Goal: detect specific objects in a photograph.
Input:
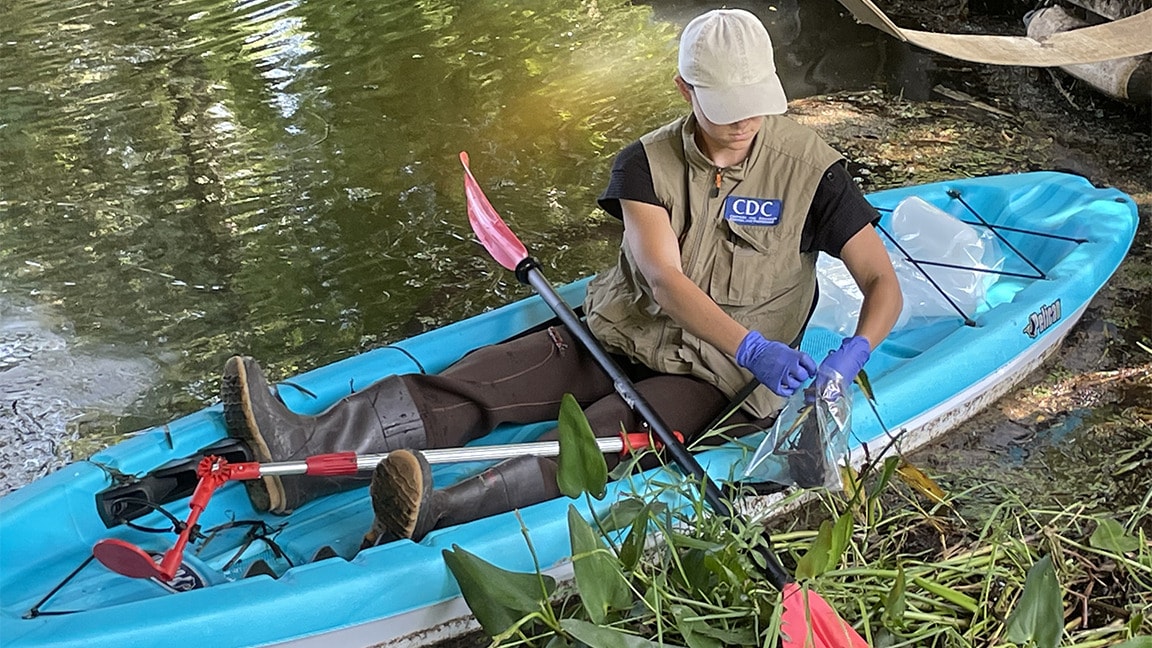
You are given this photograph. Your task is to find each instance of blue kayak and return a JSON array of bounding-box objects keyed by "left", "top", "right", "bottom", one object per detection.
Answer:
[{"left": 0, "top": 171, "right": 1138, "bottom": 647}]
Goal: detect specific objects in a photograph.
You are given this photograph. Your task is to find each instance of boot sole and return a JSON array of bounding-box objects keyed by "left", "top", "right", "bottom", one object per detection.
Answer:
[
  {"left": 222, "top": 357, "right": 286, "bottom": 513},
  {"left": 369, "top": 451, "right": 432, "bottom": 541}
]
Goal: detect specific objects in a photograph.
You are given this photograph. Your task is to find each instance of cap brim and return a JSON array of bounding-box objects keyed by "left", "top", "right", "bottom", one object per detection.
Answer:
[{"left": 694, "top": 76, "right": 788, "bottom": 124}]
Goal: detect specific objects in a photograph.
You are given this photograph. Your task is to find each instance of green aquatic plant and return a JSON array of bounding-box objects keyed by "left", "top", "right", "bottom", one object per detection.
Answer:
[
  {"left": 443, "top": 393, "right": 800, "bottom": 646},
  {"left": 441, "top": 393, "right": 1152, "bottom": 647}
]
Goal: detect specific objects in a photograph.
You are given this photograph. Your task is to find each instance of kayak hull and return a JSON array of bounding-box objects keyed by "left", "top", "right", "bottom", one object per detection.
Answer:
[{"left": 0, "top": 171, "right": 1138, "bottom": 647}]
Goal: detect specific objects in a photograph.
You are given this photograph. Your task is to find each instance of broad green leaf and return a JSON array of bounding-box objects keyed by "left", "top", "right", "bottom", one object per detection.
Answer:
[
  {"left": 671, "top": 604, "right": 757, "bottom": 646},
  {"left": 670, "top": 605, "right": 724, "bottom": 648},
  {"left": 544, "top": 635, "right": 575, "bottom": 648},
  {"left": 828, "top": 511, "right": 853, "bottom": 570},
  {"left": 557, "top": 393, "right": 608, "bottom": 499},
  {"left": 1089, "top": 517, "right": 1141, "bottom": 553},
  {"left": 715, "top": 542, "right": 753, "bottom": 583},
  {"left": 569, "top": 505, "right": 631, "bottom": 624},
  {"left": 883, "top": 565, "right": 907, "bottom": 627},
  {"left": 442, "top": 545, "right": 554, "bottom": 637},
  {"left": 600, "top": 497, "right": 650, "bottom": 533},
  {"left": 676, "top": 548, "right": 716, "bottom": 596},
  {"left": 1005, "top": 555, "right": 1064, "bottom": 648},
  {"left": 795, "top": 519, "right": 833, "bottom": 580},
  {"left": 1128, "top": 612, "right": 1146, "bottom": 635},
  {"left": 875, "top": 456, "right": 901, "bottom": 492},
  {"left": 560, "top": 619, "right": 679, "bottom": 648},
  {"left": 618, "top": 505, "right": 651, "bottom": 572},
  {"left": 684, "top": 545, "right": 747, "bottom": 594},
  {"left": 862, "top": 457, "right": 900, "bottom": 527}
]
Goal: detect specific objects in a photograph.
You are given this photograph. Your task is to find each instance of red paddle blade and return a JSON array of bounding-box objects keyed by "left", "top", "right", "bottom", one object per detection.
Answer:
[
  {"left": 781, "top": 582, "right": 869, "bottom": 648},
  {"left": 93, "top": 538, "right": 166, "bottom": 580},
  {"left": 460, "top": 151, "right": 528, "bottom": 271}
]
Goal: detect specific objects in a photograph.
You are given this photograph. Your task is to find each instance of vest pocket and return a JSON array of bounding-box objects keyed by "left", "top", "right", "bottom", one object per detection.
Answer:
[{"left": 709, "top": 239, "right": 777, "bottom": 306}]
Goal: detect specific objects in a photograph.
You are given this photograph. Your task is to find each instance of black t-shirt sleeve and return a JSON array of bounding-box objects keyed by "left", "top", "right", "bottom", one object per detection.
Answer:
[
  {"left": 801, "top": 162, "right": 881, "bottom": 257},
  {"left": 597, "top": 141, "right": 661, "bottom": 219}
]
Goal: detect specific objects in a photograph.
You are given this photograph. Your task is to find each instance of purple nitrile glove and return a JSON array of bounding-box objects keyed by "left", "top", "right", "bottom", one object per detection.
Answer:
[
  {"left": 735, "top": 330, "right": 817, "bottom": 397},
  {"left": 808, "top": 335, "right": 872, "bottom": 402}
]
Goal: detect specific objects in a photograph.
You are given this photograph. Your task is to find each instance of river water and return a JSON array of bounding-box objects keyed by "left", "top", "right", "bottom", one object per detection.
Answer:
[{"left": 0, "top": 0, "right": 919, "bottom": 492}]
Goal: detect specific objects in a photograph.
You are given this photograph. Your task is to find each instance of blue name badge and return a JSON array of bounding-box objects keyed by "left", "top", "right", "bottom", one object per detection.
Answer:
[{"left": 723, "top": 196, "right": 782, "bottom": 226}]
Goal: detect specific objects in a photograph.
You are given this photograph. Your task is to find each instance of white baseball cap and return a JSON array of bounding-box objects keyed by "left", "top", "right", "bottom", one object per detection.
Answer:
[{"left": 678, "top": 9, "right": 788, "bottom": 123}]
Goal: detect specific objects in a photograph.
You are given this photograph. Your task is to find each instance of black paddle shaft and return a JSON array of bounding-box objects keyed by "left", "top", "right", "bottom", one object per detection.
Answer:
[{"left": 515, "top": 258, "right": 792, "bottom": 588}]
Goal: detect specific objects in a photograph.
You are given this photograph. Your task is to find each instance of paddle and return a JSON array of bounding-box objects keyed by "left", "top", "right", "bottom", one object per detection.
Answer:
[{"left": 460, "top": 151, "right": 868, "bottom": 647}]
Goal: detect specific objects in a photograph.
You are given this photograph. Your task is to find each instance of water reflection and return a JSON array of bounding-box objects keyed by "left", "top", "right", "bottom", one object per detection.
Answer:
[{"left": 0, "top": 0, "right": 894, "bottom": 489}]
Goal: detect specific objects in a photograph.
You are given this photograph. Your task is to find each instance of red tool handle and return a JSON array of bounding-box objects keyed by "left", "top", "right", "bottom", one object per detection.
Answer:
[
  {"left": 305, "top": 452, "right": 359, "bottom": 476},
  {"left": 154, "top": 456, "right": 231, "bottom": 580},
  {"left": 618, "top": 430, "right": 684, "bottom": 456},
  {"left": 222, "top": 452, "right": 360, "bottom": 480}
]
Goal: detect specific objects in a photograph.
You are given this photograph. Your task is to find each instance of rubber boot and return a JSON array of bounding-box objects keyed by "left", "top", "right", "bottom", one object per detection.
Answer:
[
  {"left": 220, "top": 356, "right": 427, "bottom": 514},
  {"left": 363, "top": 450, "right": 560, "bottom": 545}
]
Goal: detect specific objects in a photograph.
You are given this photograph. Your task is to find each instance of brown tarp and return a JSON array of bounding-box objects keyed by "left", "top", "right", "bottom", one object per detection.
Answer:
[{"left": 837, "top": 0, "right": 1152, "bottom": 66}]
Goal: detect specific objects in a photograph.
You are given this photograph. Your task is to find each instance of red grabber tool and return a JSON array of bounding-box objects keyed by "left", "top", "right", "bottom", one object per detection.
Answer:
[
  {"left": 94, "top": 455, "right": 238, "bottom": 581},
  {"left": 92, "top": 430, "right": 675, "bottom": 580}
]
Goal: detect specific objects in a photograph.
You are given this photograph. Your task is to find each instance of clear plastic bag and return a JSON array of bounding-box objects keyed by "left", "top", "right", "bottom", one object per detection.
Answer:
[
  {"left": 742, "top": 369, "right": 853, "bottom": 490},
  {"left": 807, "top": 196, "right": 1005, "bottom": 335}
]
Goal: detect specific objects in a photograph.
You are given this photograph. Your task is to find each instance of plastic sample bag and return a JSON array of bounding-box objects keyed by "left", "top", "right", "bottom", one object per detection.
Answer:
[
  {"left": 808, "top": 196, "right": 1005, "bottom": 335},
  {"left": 743, "top": 369, "right": 853, "bottom": 490}
]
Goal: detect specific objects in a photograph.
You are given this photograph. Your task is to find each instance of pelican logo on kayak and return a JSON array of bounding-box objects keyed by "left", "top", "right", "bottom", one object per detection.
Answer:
[
  {"left": 147, "top": 553, "right": 206, "bottom": 592},
  {"left": 1023, "top": 299, "right": 1062, "bottom": 338}
]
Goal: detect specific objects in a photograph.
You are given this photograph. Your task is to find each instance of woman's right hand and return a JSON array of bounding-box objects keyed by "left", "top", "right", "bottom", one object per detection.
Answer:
[{"left": 735, "top": 330, "right": 816, "bottom": 397}]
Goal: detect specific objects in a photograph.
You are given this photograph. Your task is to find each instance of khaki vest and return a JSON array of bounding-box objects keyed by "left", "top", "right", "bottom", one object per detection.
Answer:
[{"left": 585, "top": 114, "right": 842, "bottom": 418}]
